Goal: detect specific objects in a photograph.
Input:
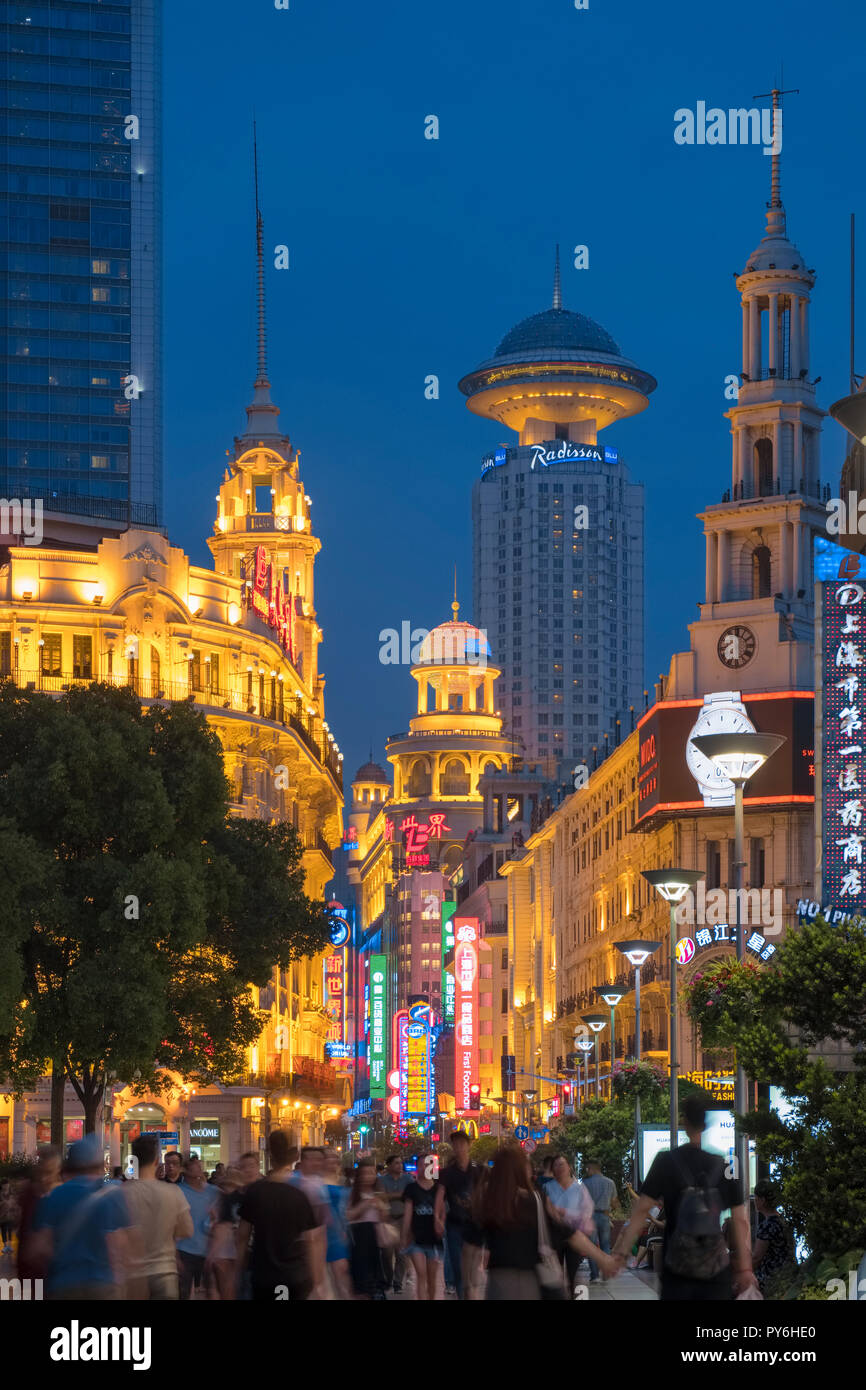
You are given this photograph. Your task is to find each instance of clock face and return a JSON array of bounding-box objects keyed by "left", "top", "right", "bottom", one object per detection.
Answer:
[
  {"left": 685, "top": 701, "right": 756, "bottom": 799},
  {"left": 717, "top": 625, "right": 756, "bottom": 670}
]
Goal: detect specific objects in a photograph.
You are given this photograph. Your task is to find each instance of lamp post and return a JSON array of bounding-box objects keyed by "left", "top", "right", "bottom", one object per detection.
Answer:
[
  {"left": 575, "top": 1039, "right": 593, "bottom": 1106},
  {"left": 522, "top": 1089, "right": 537, "bottom": 1131},
  {"left": 597, "top": 988, "right": 623, "bottom": 1099},
  {"left": 582, "top": 1014, "right": 608, "bottom": 1099},
  {"left": 691, "top": 732, "right": 785, "bottom": 1202},
  {"left": 643, "top": 869, "right": 705, "bottom": 1154},
  {"left": 614, "top": 939, "right": 661, "bottom": 1186}
]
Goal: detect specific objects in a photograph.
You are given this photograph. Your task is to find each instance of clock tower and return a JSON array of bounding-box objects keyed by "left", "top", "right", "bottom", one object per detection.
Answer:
[{"left": 666, "top": 91, "right": 827, "bottom": 703}]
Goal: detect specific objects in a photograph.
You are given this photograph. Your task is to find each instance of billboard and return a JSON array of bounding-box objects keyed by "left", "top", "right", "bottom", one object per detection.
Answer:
[
  {"left": 637, "top": 691, "right": 814, "bottom": 825},
  {"left": 816, "top": 536, "right": 866, "bottom": 917},
  {"left": 369, "top": 955, "right": 388, "bottom": 1098},
  {"left": 441, "top": 900, "right": 457, "bottom": 1024},
  {"left": 453, "top": 917, "right": 480, "bottom": 1112}
]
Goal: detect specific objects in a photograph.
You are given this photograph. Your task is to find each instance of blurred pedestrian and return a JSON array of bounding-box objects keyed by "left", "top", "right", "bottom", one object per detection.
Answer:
[
  {"left": 546, "top": 1155, "right": 594, "bottom": 1291},
  {"left": 161, "top": 1151, "right": 183, "bottom": 1185},
  {"left": 378, "top": 1153, "right": 411, "bottom": 1293},
  {"left": 206, "top": 1165, "right": 244, "bottom": 1300},
  {"left": 236, "top": 1130, "right": 320, "bottom": 1301},
  {"left": 401, "top": 1152, "right": 445, "bottom": 1300},
  {"left": 208, "top": 1162, "right": 225, "bottom": 1185},
  {"left": 346, "top": 1157, "right": 388, "bottom": 1300},
  {"left": 124, "top": 1135, "right": 193, "bottom": 1300},
  {"left": 322, "top": 1150, "right": 351, "bottom": 1299},
  {"left": 0, "top": 1178, "right": 18, "bottom": 1254},
  {"left": 16, "top": 1145, "right": 61, "bottom": 1281},
  {"left": 175, "top": 1153, "right": 220, "bottom": 1300},
  {"left": 440, "top": 1131, "right": 483, "bottom": 1299},
  {"left": 581, "top": 1156, "right": 619, "bottom": 1281},
  {"left": 30, "top": 1134, "right": 131, "bottom": 1300}
]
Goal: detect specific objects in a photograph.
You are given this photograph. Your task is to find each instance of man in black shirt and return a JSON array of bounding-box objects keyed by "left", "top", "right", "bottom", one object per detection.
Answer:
[
  {"left": 613, "top": 1094, "right": 757, "bottom": 1301},
  {"left": 236, "top": 1131, "right": 321, "bottom": 1301},
  {"left": 439, "top": 1131, "right": 482, "bottom": 1299}
]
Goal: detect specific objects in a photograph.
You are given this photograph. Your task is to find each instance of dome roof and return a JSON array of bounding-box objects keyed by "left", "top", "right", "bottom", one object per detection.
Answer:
[
  {"left": 415, "top": 620, "right": 492, "bottom": 667},
  {"left": 741, "top": 206, "right": 809, "bottom": 277},
  {"left": 353, "top": 761, "right": 390, "bottom": 784},
  {"left": 494, "top": 307, "right": 621, "bottom": 360}
]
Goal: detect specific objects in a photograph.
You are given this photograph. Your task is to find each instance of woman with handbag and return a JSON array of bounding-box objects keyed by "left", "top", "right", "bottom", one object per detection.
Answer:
[
  {"left": 477, "top": 1148, "right": 619, "bottom": 1300},
  {"left": 400, "top": 1152, "right": 445, "bottom": 1300},
  {"left": 346, "top": 1158, "right": 389, "bottom": 1300}
]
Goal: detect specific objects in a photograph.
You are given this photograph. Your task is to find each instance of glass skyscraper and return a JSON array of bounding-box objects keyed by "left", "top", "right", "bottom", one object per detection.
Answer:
[{"left": 1, "top": 0, "right": 162, "bottom": 541}]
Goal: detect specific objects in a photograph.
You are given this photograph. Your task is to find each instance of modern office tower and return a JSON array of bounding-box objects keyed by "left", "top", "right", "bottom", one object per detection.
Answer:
[
  {"left": 461, "top": 255, "right": 655, "bottom": 778},
  {"left": 1, "top": 0, "right": 163, "bottom": 544}
]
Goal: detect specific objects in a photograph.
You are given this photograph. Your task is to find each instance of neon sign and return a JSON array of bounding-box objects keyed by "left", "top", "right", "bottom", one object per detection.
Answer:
[
  {"left": 244, "top": 545, "right": 295, "bottom": 659},
  {"left": 454, "top": 917, "right": 479, "bottom": 1113},
  {"left": 324, "top": 951, "right": 346, "bottom": 1058},
  {"left": 441, "top": 901, "right": 456, "bottom": 1024},
  {"left": 369, "top": 955, "right": 387, "bottom": 1098}
]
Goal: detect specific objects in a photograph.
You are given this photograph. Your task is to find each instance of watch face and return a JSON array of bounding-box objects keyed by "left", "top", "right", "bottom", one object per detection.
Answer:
[
  {"left": 685, "top": 701, "right": 756, "bottom": 799},
  {"left": 717, "top": 625, "right": 756, "bottom": 669}
]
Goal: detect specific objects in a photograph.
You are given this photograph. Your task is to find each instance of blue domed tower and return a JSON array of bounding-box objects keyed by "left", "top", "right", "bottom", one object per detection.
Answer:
[
  {"left": 465, "top": 252, "right": 651, "bottom": 778},
  {"left": 458, "top": 248, "right": 656, "bottom": 443}
]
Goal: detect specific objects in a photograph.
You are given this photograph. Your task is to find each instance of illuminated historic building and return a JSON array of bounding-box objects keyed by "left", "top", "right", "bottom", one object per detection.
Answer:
[
  {"left": 346, "top": 606, "right": 519, "bottom": 1120},
  {"left": 500, "top": 124, "right": 821, "bottom": 1133},
  {"left": 462, "top": 250, "right": 653, "bottom": 779},
  {"left": 0, "top": 191, "right": 346, "bottom": 1165}
]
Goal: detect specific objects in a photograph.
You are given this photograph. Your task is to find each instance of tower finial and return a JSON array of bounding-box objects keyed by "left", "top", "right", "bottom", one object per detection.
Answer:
[
  {"left": 753, "top": 81, "right": 798, "bottom": 225},
  {"left": 253, "top": 119, "right": 268, "bottom": 386},
  {"left": 452, "top": 564, "right": 459, "bottom": 620},
  {"left": 552, "top": 243, "right": 562, "bottom": 310}
]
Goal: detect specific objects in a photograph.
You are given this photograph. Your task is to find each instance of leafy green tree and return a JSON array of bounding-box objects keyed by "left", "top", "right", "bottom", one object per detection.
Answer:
[
  {"left": 0, "top": 683, "right": 331, "bottom": 1139},
  {"left": 704, "top": 913, "right": 866, "bottom": 1261}
]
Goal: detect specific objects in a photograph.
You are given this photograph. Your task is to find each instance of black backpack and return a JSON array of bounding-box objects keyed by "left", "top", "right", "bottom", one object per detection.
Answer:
[{"left": 664, "top": 1150, "right": 730, "bottom": 1281}]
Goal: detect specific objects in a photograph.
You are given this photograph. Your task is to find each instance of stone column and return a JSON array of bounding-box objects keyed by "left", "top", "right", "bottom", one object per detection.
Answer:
[
  {"left": 706, "top": 531, "right": 716, "bottom": 604},
  {"left": 789, "top": 296, "right": 801, "bottom": 378},
  {"left": 768, "top": 294, "right": 779, "bottom": 374},
  {"left": 717, "top": 531, "right": 730, "bottom": 604},
  {"left": 741, "top": 300, "right": 750, "bottom": 374},
  {"left": 749, "top": 297, "right": 761, "bottom": 378},
  {"left": 801, "top": 299, "right": 809, "bottom": 375},
  {"left": 772, "top": 421, "right": 781, "bottom": 492},
  {"left": 780, "top": 523, "right": 791, "bottom": 598}
]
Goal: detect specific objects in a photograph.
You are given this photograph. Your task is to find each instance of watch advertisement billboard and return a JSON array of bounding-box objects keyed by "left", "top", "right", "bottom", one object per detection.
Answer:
[{"left": 636, "top": 691, "right": 814, "bottom": 825}]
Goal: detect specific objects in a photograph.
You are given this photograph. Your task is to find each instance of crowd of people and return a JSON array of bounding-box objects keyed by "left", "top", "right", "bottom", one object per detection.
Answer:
[{"left": 0, "top": 1095, "right": 794, "bottom": 1302}]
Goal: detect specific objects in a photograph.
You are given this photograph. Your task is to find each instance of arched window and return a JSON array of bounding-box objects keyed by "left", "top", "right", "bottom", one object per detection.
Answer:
[
  {"left": 441, "top": 757, "right": 469, "bottom": 796},
  {"left": 407, "top": 759, "right": 431, "bottom": 797},
  {"left": 754, "top": 437, "right": 773, "bottom": 497},
  {"left": 752, "top": 545, "right": 771, "bottom": 599}
]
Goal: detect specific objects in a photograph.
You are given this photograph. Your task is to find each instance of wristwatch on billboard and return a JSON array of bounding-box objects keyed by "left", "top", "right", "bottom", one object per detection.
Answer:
[{"left": 685, "top": 690, "right": 755, "bottom": 806}]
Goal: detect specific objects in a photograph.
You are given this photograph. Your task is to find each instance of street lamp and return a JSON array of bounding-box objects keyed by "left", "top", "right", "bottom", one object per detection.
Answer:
[
  {"left": 691, "top": 731, "right": 785, "bottom": 1201},
  {"left": 582, "top": 1014, "right": 608, "bottom": 1099},
  {"left": 615, "top": 939, "right": 661, "bottom": 1185},
  {"left": 597, "top": 987, "right": 624, "bottom": 1098},
  {"left": 575, "top": 1038, "right": 593, "bottom": 1107},
  {"left": 643, "top": 868, "right": 705, "bottom": 1155},
  {"left": 522, "top": 1089, "right": 538, "bottom": 1130}
]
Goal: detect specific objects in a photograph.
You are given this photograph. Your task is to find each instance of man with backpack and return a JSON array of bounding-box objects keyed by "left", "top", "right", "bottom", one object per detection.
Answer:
[{"left": 612, "top": 1094, "right": 757, "bottom": 1300}]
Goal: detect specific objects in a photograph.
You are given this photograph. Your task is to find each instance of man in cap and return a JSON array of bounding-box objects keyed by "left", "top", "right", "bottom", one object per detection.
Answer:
[{"left": 31, "top": 1132, "right": 131, "bottom": 1299}]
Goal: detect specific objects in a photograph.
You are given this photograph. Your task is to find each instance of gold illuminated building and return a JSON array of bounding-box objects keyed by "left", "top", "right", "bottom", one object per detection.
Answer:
[{"left": 0, "top": 195, "right": 346, "bottom": 1164}]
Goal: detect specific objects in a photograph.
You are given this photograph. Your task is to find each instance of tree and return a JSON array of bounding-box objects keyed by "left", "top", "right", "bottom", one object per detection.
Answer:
[
  {"left": 0, "top": 682, "right": 331, "bottom": 1138},
  {"left": 692, "top": 913, "right": 866, "bottom": 1262}
]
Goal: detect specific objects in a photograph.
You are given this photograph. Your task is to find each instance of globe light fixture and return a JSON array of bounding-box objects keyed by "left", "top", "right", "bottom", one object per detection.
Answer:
[
  {"left": 644, "top": 868, "right": 705, "bottom": 1153},
  {"left": 614, "top": 939, "right": 661, "bottom": 1184},
  {"left": 690, "top": 731, "right": 785, "bottom": 1202}
]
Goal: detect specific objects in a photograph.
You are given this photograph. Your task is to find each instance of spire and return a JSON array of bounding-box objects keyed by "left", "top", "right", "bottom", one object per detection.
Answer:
[
  {"left": 452, "top": 566, "right": 459, "bottom": 620},
  {"left": 240, "top": 122, "right": 284, "bottom": 445},
  {"left": 552, "top": 244, "right": 562, "bottom": 310},
  {"left": 753, "top": 82, "right": 798, "bottom": 240}
]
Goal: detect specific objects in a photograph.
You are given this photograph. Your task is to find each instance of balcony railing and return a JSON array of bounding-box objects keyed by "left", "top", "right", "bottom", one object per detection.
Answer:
[{"left": 4, "top": 669, "right": 342, "bottom": 790}]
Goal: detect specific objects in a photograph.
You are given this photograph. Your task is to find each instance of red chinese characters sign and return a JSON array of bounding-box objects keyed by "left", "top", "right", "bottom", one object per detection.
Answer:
[
  {"left": 453, "top": 917, "right": 479, "bottom": 1112},
  {"left": 387, "top": 813, "right": 451, "bottom": 867},
  {"left": 246, "top": 545, "right": 294, "bottom": 660}
]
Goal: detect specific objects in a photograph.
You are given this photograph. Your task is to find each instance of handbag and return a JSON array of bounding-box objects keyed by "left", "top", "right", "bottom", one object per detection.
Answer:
[
  {"left": 375, "top": 1220, "right": 400, "bottom": 1250},
  {"left": 534, "top": 1193, "right": 567, "bottom": 1300}
]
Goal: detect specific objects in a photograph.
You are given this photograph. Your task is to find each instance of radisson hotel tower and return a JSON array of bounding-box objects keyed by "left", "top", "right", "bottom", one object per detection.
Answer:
[{"left": 460, "top": 255, "right": 656, "bottom": 778}]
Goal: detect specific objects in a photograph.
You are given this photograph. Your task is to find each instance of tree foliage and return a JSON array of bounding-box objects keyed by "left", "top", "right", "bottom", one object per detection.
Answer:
[{"left": 0, "top": 682, "right": 332, "bottom": 1132}]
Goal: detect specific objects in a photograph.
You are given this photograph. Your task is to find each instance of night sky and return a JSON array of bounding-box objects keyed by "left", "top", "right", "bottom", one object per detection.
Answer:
[{"left": 162, "top": 0, "right": 863, "bottom": 784}]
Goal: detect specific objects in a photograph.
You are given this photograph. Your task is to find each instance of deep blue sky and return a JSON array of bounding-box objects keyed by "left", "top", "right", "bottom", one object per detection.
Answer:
[{"left": 162, "top": 0, "right": 863, "bottom": 783}]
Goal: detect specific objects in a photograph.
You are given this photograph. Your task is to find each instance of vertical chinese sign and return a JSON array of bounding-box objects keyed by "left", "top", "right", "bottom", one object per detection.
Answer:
[
  {"left": 454, "top": 917, "right": 479, "bottom": 1112},
  {"left": 441, "top": 901, "right": 457, "bottom": 1024},
  {"left": 816, "top": 537, "right": 866, "bottom": 916},
  {"left": 369, "top": 955, "right": 388, "bottom": 1098}
]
